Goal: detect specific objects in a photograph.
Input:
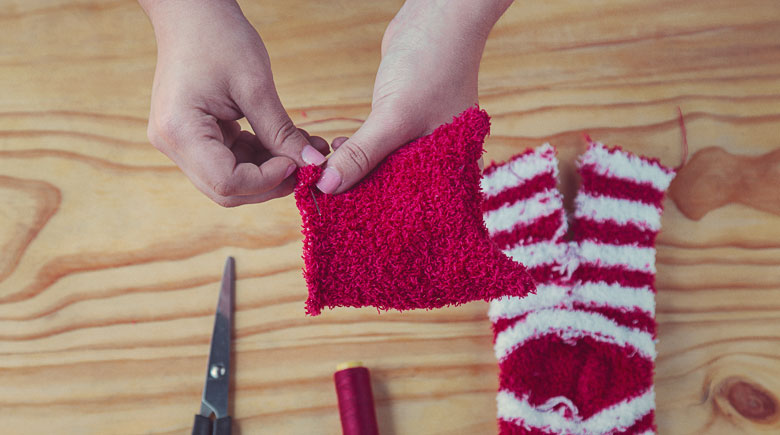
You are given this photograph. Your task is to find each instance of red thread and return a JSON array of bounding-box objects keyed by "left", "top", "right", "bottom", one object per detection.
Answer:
[
  {"left": 676, "top": 107, "right": 688, "bottom": 172},
  {"left": 334, "top": 365, "right": 379, "bottom": 435}
]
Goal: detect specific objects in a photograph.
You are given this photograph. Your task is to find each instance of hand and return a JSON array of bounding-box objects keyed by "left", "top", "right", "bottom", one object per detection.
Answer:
[
  {"left": 316, "top": 0, "right": 513, "bottom": 194},
  {"left": 140, "top": 0, "right": 328, "bottom": 207}
]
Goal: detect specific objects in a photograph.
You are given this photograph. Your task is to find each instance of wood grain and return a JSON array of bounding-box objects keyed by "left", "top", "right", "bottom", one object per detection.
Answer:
[{"left": 2, "top": 0, "right": 779, "bottom": 433}]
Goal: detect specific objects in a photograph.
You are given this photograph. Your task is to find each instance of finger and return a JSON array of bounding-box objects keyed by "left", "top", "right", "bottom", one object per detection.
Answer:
[
  {"left": 175, "top": 115, "right": 297, "bottom": 198},
  {"left": 233, "top": 132, "right": 303, "bottom": 184},
  {"left": 309, "top": 135, "right": 329, "bottom": 155},
  {"left": 331, "top": 136, "right": 348, "bottom": 150},
  {"left": 149, "top": 106, "right": 297, "bottom": 205},
  {"left": 297, "top": 128, "right": 329, "bottom": 154},
  {"left": 238, "top": 89, "right": 326, "bottom": 167},
  {"left": 210, "top": 155, "right": 296, "bottom": 197},
  {"left": 218, "top": 120, "right": 242, "bottom": 147},
  {"left": 232, "top": 139, "right": 258, "bottom": 165},
  {"left": 316, "top": 112, "right": 415, "bottom": 194},
  {"left": 232, "top": 130, "right": 272, "bottom": 162},
  {"left": 188, "top": 168, "right": 297, "bottom": 207}
]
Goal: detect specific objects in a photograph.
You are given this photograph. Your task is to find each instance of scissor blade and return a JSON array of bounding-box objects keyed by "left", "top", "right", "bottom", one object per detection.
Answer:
[{"left": 199, "top": 256, "right": 234, "bottom": 419}]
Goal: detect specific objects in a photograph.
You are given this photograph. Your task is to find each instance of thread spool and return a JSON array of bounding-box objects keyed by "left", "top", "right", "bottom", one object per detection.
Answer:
[{"left": 334, "top": 361, "right": 379, "bottom": 435}]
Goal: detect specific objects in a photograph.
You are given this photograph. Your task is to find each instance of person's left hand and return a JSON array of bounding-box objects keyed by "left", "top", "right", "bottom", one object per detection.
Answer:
[{"left": 315, "top": 0, "right": 513, "bottom": 194}]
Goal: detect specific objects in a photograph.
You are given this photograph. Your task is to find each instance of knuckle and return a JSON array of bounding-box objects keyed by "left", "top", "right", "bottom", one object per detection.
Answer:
[
  {"left": 254, "top": 164, "right": 270, "bottom": 182},
  {"left": 155, "top": 113, "right": 184, "bottom": 150},
  {"left": 341, "top": 142, "right": 372, "bottom": 174},
  {"left": 270, "top": 118, "right": 300, "bottom": 148},
  {"left": 146, "top": 123, "right": 163, "bottom": 150},
  {"left": 241, "top": 78, "right": 274, "bottom": 104}
]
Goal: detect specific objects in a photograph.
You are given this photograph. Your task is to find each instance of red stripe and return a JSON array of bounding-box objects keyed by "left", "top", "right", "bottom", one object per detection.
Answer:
[
  {"left": 492, "top": 312, "right": 531, "bottom": 337},
  {"left": 572, "top": 217, "right": 657, "bottom": 248},
  {"left": 570, "top": 303, "right": 656, "bottom": 336},
  {"left": 491, "top": 211, "right": 566, "bottom": 250},
  {"left": 572, "top": 265, "right": 655, "bottom": 289},
  {"left": 579, "top": 165, "right": 665, "bottom": 207},
  {"left": 483, "top": 171, "right": 557, "bottom": 212},
  {"left": 499, "top": 419, "right": 552, "bottom": 435},
  {"left": 528, "top": 264, "right": 568, "bottom": 286}
]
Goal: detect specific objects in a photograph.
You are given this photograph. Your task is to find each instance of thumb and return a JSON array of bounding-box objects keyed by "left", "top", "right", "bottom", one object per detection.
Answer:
[
  {"left": 316, "top": 112, "right": 416, "bottom": 194},
  {"left": 239, "top": 88, "right": 326, "bottom": 168}
]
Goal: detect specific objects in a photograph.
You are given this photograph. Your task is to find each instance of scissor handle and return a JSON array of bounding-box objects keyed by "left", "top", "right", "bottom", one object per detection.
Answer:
[{"left": 192, "top": 414, "right": 232, "bottom": 435}]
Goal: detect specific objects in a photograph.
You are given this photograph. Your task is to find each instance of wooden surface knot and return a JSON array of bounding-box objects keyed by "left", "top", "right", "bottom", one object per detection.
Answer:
[{"left": 718, "top": 377, "right": 778, "bottom": 424}]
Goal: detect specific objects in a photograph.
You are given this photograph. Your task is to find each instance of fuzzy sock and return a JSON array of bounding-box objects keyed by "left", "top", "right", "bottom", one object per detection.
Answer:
[
  {"left": 483, "top": 140, "right": 675, "bottom": 434},
  {"left": 294, "top": 107, "right": 535, "bottom": 316}
]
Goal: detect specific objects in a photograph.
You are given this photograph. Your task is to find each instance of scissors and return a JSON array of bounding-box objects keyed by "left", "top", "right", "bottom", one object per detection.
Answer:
[{"left": 192, "top": 257, "right": 234, "bottom": 435}]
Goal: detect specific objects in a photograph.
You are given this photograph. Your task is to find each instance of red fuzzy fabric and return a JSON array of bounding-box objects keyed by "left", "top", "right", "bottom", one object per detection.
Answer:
[{"left": 294, "top": 107, "right": 535, "bottom": 315}]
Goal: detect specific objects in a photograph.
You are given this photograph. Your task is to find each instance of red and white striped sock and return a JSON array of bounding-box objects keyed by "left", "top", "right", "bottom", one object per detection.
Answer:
[{"left": 482, "top": 140, "right": 675, "bottom": 434}]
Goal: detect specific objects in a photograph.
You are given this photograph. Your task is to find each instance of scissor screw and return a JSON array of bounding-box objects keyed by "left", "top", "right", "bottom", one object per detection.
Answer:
[{"left": 210, "top": 364, "right": 226, "bottom": 379}]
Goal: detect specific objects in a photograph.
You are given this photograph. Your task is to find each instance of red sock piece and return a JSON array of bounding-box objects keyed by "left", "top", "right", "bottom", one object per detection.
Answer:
[{"left": 295, "top": 107, "right": 536, "bottom": 315}]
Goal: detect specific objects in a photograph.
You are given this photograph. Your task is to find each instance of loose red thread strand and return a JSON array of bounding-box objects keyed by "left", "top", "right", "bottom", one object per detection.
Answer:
[
  {"left": 334, "top": 364, "right": 379, "bottom": 435},
  {"left": 582, "top": 107, "right": 689, "bottom": 172},
  {"left": 676, "top": 107, "right": 688, "bottom": 172}
]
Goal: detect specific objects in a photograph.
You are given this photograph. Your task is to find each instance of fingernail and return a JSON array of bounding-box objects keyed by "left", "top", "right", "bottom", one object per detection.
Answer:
[
  {"left": 316, "top": 167, "right": 341, "bottom": 194},
  {"left": 302, "top": 144, "right": 326, "bottom": 166},
  {"left": 284, "top": 164, "right": 297, "bottom": 179}
]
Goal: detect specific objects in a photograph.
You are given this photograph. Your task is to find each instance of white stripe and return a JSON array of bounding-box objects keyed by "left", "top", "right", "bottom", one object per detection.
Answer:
[
  {"left": 497, "top": 388, "right": 655, "bottom": 434},
  {"left": 580, "top": 142, "right": 675, "bottom": 192},
  {"left": 482, "top": 143, "right": 557, "bottom": 197},
  {"left": 571, "top": 281, "right": 655, "bottom": 316},
  {"left": 575, "top": 193, "right": 663, "bottom": 232},
  {"left": 504, "top": 241, "right": 569, "bottom": 269},
  {"left": 496, "top": 391, "right": 577, "bottom": 433},
  {"left": 494, "top": 309, "right": 657, "bottom": 361},
  {"left": 636, "top": 430, "right": 656, "bottom": 435},
  {"left": 581, "top": 388, "right": 655, "bottom": 434},
  {"left": 488, "top": 285, "right": 569, "bottom": 321},
  {"left": 484, "top": 189, "right": 563, "bottom": 235},
  {"left": 577, "top": 241, "right": 656, "bottom": 274}
]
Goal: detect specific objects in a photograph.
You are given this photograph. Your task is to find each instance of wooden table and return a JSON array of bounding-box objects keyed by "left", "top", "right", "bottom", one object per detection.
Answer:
[{"left": 2, "top": 0, "right": 779, "bottom": 433}]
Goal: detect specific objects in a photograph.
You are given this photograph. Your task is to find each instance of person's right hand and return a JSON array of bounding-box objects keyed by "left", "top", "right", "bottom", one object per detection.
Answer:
[
  {"left": 140, "top": 0, "right": 328, "bottom": 207},
  {"left": 314, "top": 0, "right": 511, "bottom": 195}
]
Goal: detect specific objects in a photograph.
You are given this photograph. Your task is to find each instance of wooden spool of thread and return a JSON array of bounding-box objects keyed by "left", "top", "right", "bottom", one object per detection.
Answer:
[{"left": 334, "top": 361, "right": 379, "bottom": 435}]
